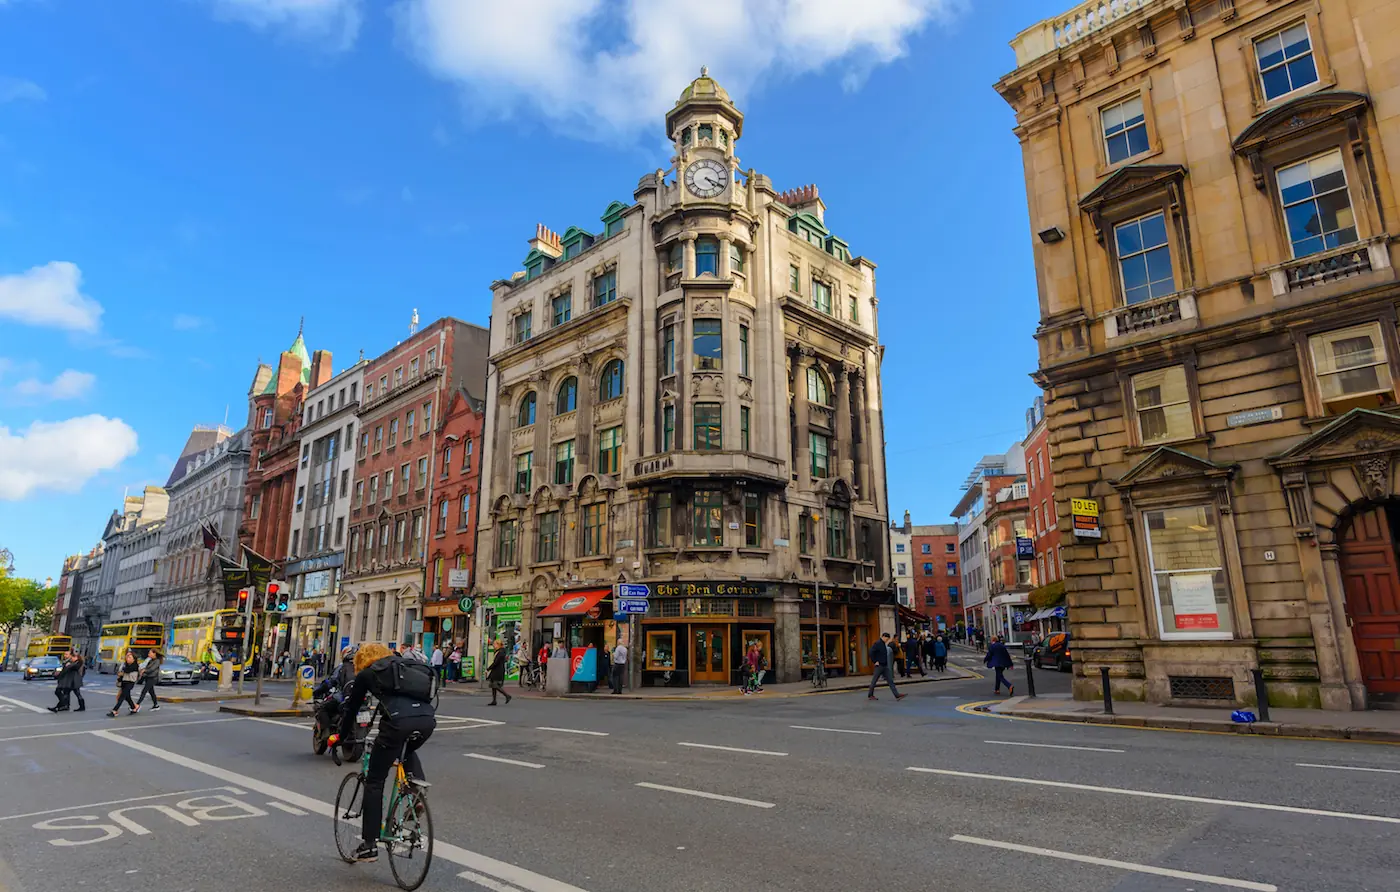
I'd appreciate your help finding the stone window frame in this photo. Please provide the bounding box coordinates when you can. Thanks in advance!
[1080,165,1195,312]
[579,498,608,557]
[1230,92,1381,274]
[1117,355,1208,452]
[1288,309,1400,422]
[1235,3,1336,116]
[1088,79,1163,179]
[1137,499,1237,642]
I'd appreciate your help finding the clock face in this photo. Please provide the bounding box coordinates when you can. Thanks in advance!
[685,159,728,198]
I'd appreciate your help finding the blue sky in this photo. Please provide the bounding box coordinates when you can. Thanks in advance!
[0,0,1069,581]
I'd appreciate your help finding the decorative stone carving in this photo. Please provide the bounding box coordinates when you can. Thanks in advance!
[691,373,725,397]
[1355,455,1392,501]
[694,299,720,315]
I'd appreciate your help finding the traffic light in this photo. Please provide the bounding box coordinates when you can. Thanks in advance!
[237,588,250,613]
[269,582,289,613]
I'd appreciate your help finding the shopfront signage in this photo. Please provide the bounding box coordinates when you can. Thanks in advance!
[424,601,458,618]
[287,599,327,616]
[442,618,453,632]
[797,585,891,604]
[1015,537,1034,560]
[634,456,674,476]
[458,595,475,613]
[284,552,344,577]
[1226,406,1283,428]
[1071,498,1101,539]
[303,570,331,598]
[447,569,471,588]
[653,581,770,598]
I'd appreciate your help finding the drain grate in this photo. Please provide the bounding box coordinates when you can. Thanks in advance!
[1169,675,1234,700]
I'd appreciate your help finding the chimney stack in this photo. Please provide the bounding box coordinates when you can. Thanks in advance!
[776,184,826,223]
[528,224,563,259]
[310,349,333,389]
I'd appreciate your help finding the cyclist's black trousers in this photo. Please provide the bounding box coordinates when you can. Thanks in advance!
[361,721,433,845]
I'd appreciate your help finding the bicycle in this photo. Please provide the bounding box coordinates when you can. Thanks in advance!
[810,659,827,689]
[520,660,544,691]
[332,726,434,891]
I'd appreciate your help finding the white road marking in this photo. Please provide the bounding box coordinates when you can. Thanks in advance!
[1297,762,1400,775]
[950,835,1277,891]
[465,753,545,769]
[908,767,1400,825]
[89,731,590,891]
[677,742,788,757]
[535,726,609,736]
[0,717,239,743]
[241,716,314,730]
[460,870,528,892]
[634,782,776,809]
[984,740,1125,753]
[434,718,507,731]
[789,725,881,735]
[265,801,308,815]
[0,694,50,714]
[0,787,239,822]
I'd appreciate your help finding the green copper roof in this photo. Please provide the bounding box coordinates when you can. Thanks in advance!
[259,330,312,394]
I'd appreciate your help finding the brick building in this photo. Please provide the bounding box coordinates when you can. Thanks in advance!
[422,386,486,653]
[1023,396,1067,633]
[910,524,960,630]
[342,318,488,648]
[998,0,1400,708]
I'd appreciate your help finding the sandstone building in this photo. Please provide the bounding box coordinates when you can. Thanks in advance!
[998,0,1400,708]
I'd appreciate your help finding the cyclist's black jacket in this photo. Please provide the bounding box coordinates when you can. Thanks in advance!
[338,656,436,739]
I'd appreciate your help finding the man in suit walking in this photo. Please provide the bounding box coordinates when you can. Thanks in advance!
[867,632,906,702]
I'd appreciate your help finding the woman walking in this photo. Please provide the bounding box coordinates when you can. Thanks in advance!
[135,648,163,710]
[933,634,949,672]
[108,651,141,717]
[486,640,511,705]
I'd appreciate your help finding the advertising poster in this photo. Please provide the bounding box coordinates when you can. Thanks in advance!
[1170,573,1219,629]
[571,646,598,682]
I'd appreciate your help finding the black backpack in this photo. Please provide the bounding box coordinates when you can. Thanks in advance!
[370,656,435,703]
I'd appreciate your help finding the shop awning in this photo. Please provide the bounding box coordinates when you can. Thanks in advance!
[537,589,611,617]
[897,604,931,625]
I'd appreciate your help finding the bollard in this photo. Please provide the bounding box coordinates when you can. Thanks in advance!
[1024,657,1037,698]
[1100,665,1114,715]
[1251,668,1271,723]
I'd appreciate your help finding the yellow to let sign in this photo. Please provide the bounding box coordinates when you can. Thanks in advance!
[1071,498,1099,517]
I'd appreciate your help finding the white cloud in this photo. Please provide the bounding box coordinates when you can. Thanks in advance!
[0,77,45,103]
[10,369,95,402]
[172,313,206,330]
[395,0,956,136]
[0,415,139,500]
[0,261,103,332]
[208,0,361,49]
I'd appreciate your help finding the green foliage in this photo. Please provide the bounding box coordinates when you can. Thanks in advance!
[0,575,57,636]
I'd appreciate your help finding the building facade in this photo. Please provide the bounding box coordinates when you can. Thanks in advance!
[110,487,168,624]
[72,545,105,657]
[51,555,80,634]
[952,452,1022,632]
[911,524,961,630]
[284,360,365,658]
[889,511,914,608]
[152,425,247,626]
[999,0,1400,707]
[342,318,489,650]
[421,386,486,656]
[1024,397,1068,633]
[475,72,892,687]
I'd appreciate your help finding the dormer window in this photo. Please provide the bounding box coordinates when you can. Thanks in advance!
[526,260,543,281]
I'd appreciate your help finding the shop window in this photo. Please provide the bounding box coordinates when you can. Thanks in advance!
[694,403,722,451]
[826,506,848,558]
[692,489,724,546]
[1143,504,1232,639]
[598,426,622,475]
[599,360,624,401]
[582,502,606,556]
[1131,366,1195,445]
[693,319,722,370]
[517,392,537,427]
[646,631,675,670]
[1254,22,1318,103]
[514,452,533,494]
[556,377,577,414]
[1309,322,1394,414]
[497,520,517,567]
[554,440,575,485]
[743,493,762,547]
[536,510,559,563]
[1278,150,1357,259]
[648,493,672,547]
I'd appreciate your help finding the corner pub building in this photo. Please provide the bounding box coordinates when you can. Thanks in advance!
[998,0,1400,710]
[473,71,894,687]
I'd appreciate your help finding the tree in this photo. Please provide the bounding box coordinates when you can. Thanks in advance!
[0,576,57,638]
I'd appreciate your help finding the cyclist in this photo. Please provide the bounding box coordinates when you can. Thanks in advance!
[333,641,437,863]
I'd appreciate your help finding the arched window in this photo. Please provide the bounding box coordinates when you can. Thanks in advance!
[556,376,578,414]
[599,360,624,401]
[695,237,719,276]
[517,392,536,427]
[806,367,830,405]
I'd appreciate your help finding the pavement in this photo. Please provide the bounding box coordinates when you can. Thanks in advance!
[1,649,1397,892]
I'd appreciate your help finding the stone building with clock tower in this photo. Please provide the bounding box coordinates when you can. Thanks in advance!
[473,70,893,688]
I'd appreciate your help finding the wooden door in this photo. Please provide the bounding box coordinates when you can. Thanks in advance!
[691,626,727,684]
[1339,506,1400,695]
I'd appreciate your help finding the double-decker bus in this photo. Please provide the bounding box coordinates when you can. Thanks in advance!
[26,634,73,658]
[170,610,245,675]
[96,622,165,673]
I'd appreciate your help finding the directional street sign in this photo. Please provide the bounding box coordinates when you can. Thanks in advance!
[617,598,650,615]
[616,583,650,600]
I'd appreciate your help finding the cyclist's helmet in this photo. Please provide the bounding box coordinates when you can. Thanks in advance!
[340,646,356,661]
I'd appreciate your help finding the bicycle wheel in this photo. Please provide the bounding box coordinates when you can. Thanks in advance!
[333,772,365,863]
[386,785,433,891]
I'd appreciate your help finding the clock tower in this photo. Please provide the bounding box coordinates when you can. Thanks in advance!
[667,67,744,205]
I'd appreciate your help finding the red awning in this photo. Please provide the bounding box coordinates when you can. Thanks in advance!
[537,589,611,617]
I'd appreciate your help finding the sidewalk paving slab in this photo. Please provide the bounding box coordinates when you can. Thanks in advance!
[217,699,314,717]
[988,692,1400,744]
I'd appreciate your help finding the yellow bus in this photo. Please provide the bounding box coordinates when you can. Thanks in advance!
[170,610,245,675]
[96,622,165,673]
[26,634,73,658]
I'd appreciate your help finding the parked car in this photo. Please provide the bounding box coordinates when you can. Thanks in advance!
[1032,631,1073,672]
[23,655,61,681]
[157,655,202,685]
